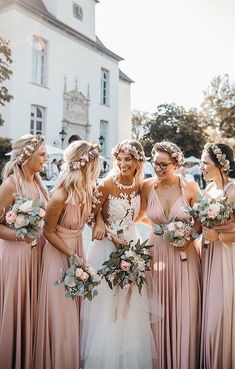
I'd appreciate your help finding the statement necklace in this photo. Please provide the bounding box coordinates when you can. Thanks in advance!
[112,176,136,190]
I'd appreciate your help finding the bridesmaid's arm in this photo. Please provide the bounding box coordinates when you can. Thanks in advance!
[43,189,74,257]
[135,179,152,226]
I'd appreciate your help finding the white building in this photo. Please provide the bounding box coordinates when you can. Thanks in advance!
[0,0,133,159]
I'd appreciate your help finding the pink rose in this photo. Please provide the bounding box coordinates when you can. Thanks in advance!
[39,208,46,217]
[6,210,17,225]
[81,272,89,282]
[120,261,131,272]
[206,209,217,219]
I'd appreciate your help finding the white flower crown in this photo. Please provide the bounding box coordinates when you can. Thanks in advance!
[204,143,230,174]
[16,136,44,165]
[68,144,100,170]
[111,143,146,162]
[153,142,185,166]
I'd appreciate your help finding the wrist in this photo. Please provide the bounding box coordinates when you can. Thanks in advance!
[218,232,223,242]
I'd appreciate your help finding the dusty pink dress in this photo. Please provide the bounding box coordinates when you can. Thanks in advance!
[200,181,235,369]
[33,198,90,369]
[0,179,47,369]
[146,178,201,369]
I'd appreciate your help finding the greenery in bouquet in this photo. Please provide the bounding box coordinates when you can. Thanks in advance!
[186,192,235,228]
[55,255,101,300]
[5,193,46,240]
[98,239,153,294]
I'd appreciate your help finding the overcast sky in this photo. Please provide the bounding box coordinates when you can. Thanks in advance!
[96,0,235,113]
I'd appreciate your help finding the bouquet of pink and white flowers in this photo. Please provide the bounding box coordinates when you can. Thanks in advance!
[6,193,46,245]
[154,219,199,260]
[98,237,153,294]
[55,255,101,300]
[186,193,235,248]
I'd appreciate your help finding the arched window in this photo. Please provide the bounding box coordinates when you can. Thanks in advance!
[32,36,47,86]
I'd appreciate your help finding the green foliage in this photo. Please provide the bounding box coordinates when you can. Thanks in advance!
[0,37,13,126]
[0,137,12,183]
[142,103,208,158]
[201,74,235,137]
[131,110,150,140]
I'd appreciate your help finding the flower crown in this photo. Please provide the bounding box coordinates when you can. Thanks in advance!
[152,142,185,166]
[204,143,230,174]
[111,143,146,162]
[69,144,100,170]
[16,136,44,165]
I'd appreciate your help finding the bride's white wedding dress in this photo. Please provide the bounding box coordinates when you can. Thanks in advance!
[81,191,159,369]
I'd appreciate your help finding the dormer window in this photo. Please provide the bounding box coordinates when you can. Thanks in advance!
[73,3,83,21]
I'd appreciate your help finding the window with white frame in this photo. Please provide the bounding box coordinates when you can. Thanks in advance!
[32,36,47,86]
[100,69,109,105]
[100,120,108,157]
[30,105,45,135]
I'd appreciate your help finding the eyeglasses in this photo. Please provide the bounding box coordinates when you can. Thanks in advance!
[151,161,174,170]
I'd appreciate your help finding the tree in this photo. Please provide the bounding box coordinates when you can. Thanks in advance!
[131,110,150,140]
[0,137,12,184]
[0,37,13,126]
[142,103,208,158]
[201,74,235,137]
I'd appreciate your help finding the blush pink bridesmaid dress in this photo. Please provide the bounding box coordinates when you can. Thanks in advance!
[146,178,201,369]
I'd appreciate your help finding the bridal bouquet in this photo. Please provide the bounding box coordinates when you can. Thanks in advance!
[6,193,46,246]
[154,219,199,260]
[55,255,101,300]
[98,238,153,294]
[186,193,235,248]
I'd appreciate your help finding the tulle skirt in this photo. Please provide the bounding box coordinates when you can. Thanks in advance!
[81,226,162,369]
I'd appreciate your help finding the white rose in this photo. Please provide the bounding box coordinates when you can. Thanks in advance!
[15,214,29,229]
[167,222,176,231]
[19,200,33,213]
[75,268,83,278]
[124,250,134,258]
[92,274,101,283]
[208,203,221,214]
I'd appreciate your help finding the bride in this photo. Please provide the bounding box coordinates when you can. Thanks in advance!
[81,140,161,369]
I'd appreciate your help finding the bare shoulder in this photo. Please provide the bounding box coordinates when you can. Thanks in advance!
[0,178,16,198]
[49,188,67,206]
[97,178,112,192]
[142,177,155,190]
[184,179,201,194]
[226,181,235,202]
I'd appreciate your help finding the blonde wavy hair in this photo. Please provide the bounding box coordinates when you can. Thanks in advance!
[113,139,144,188]
[52,140,100,204]
[2,134,49,200]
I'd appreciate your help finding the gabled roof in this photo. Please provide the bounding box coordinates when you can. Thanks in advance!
[119,69,134,84]
[0,0,123,62]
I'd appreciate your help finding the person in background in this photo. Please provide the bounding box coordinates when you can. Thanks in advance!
[51,158,59,179]
[68,134,81,145]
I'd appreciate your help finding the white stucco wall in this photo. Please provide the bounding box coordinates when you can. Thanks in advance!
[0,6,120,159]
[118,79,132,141]
[42,0,96,41]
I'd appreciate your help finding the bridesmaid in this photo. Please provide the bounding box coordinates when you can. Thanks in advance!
[33,140,100,369]
[138,141,201,369]
[200,143,235,369]
[0,134,48,369]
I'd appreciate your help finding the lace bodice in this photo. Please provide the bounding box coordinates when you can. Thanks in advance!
[107,192,140,234]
